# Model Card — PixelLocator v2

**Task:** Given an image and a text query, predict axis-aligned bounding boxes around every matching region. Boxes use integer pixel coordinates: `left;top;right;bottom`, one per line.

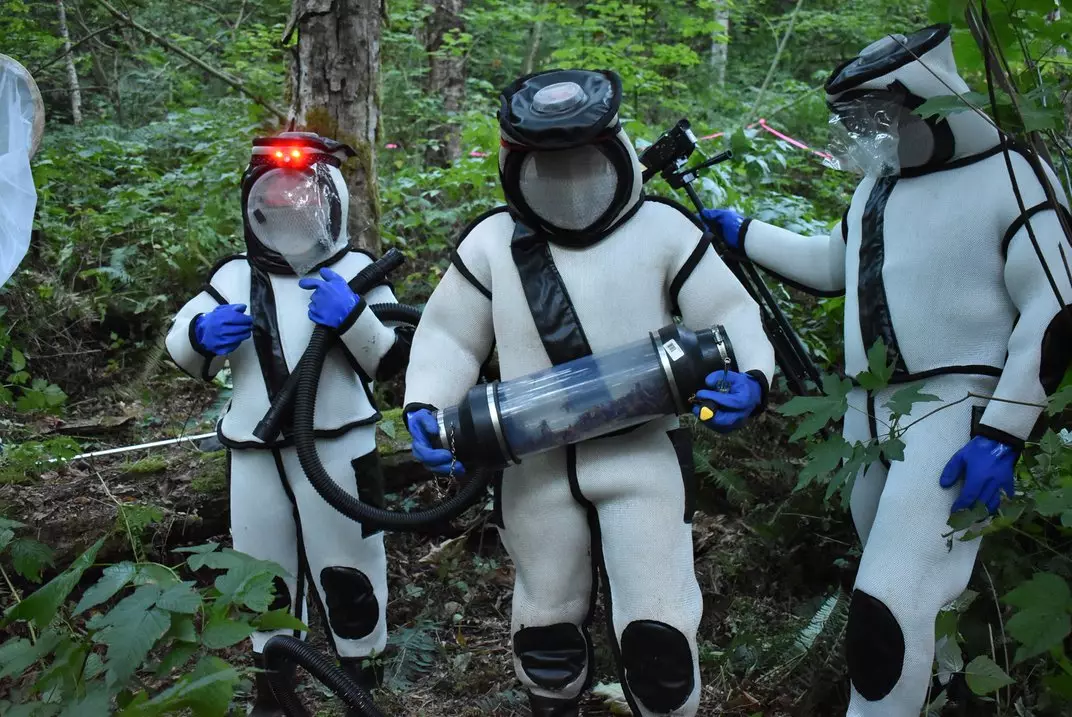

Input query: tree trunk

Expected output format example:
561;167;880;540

522;19;543;75
56;0;83;125
285;0;383;254
423;0;467;167
709;2;729;88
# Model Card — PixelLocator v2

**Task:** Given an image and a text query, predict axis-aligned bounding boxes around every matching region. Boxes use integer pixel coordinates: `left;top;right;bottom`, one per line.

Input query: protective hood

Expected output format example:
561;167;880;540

824;23;1000;175
0;54;43;288
240;132;356;275
497;69;644;247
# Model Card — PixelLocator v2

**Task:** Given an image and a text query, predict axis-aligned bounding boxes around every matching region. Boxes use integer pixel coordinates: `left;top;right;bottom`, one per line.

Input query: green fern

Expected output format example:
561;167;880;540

383;620;440;691
471;688;527;711
760;589;850;687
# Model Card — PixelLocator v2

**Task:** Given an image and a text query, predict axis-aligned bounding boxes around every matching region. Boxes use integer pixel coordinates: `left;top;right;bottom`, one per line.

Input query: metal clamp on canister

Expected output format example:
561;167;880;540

432;322;738;470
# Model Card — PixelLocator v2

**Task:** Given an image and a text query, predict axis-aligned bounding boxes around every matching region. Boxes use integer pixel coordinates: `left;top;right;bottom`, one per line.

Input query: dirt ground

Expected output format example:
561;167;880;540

0;367;891;716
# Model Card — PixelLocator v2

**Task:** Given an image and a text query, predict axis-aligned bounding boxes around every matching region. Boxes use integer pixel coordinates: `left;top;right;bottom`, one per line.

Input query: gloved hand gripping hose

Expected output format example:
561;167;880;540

252;248;493;532
262;635;386;717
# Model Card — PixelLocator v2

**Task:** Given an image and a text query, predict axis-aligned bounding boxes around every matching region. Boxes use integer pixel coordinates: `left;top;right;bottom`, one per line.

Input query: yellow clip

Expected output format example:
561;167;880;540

699;406;715;422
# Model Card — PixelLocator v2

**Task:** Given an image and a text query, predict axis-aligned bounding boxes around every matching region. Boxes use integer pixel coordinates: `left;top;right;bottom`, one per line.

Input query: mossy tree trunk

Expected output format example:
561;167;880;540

422;0;467;167
284;0;384;254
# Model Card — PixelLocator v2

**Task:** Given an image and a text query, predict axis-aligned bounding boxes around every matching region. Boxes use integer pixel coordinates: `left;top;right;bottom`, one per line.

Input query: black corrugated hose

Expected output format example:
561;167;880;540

292;308;495;532
262;635;386;717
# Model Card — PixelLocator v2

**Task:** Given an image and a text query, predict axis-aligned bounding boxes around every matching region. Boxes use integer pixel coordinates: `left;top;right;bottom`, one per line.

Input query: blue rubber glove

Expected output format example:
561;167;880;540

692;371;763;434
699;208;746;250
298;267;360;328
194;303;253;355
939;436;1018;515
406;409;466;476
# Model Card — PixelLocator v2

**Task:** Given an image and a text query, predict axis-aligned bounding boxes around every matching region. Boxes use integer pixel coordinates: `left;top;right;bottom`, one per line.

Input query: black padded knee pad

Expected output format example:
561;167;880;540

846;589;905;701
320;567;380;640
267;575;292;613
513;623;588;689
620;620;694;713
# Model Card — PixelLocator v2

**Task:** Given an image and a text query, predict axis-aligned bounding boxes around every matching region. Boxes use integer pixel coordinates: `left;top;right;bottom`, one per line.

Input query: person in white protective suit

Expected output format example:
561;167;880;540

700;24;1072;717
402;69;776;717
165;132;412;716
0;54;44;289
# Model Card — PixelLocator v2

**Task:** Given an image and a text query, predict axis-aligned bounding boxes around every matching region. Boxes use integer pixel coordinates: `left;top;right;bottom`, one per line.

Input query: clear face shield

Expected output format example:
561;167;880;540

823;89;937;177
516;144;619;232
245;162;345;275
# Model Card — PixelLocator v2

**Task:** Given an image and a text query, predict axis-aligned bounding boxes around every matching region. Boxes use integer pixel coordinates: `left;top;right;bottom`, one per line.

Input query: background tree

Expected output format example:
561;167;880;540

284;0;384;253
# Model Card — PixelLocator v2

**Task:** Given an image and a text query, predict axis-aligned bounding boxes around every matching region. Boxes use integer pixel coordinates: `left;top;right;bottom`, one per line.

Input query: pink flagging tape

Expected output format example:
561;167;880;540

383;118;831;161
700;119;831;160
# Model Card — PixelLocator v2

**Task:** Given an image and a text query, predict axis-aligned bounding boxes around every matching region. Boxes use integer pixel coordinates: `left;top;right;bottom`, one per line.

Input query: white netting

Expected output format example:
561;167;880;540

519;145;618;231
0;54;43;288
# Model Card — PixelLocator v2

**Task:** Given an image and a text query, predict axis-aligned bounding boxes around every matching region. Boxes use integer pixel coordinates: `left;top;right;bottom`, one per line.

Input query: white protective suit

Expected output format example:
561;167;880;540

165;135;409;681
403;70;776;717
735;25;1072;716
0;54;44;288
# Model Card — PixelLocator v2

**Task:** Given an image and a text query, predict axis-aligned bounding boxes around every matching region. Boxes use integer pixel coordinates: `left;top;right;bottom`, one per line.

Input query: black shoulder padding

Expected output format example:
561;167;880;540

320;567;380;640
1039;305;1072;396
619;620;695;713
846;589;905;701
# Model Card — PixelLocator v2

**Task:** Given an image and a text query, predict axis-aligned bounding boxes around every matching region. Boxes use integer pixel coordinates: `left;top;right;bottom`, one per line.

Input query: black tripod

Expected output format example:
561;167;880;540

640;119;824;396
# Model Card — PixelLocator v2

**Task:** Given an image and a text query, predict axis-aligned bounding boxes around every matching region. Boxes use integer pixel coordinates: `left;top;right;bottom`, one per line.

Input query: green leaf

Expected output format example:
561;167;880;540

0;630;62;680
34;637;89;696
10;349;26;372
1048;385;1072;415
9;538;56;583
172;542;220;555
4;537;106;628
935;609;959;641
201;615;255;649
965;655;1015;695
914;92;991;120
124;655;239;717
855;340;895;391
253;609;310;632
96;607;172;685
213;555;287;612
1003;572;1072;662
730;128;749;156
884;385;941;419
796;435;852;490
778;373;852;441
57;685;113;717
1033;488;1072;517
155;643;198;677
133;564;180;588
156;581;201;614
947;503;990;531
185;547;249;573
74;561;137;615
0;517;27;530
0;528;13;552
165;614;199;644
881;437;906;463
88;585;162;630
378;419;397;440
